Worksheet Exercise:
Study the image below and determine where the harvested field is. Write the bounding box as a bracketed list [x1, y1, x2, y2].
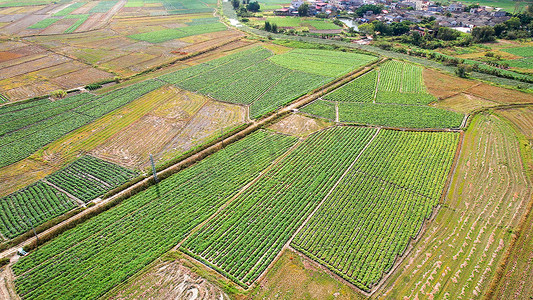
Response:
[3, 81, 62, 101]
[269, 113, 332, 137]
[93, 87, 208, 168]
[423, 68, 477, 99]
[432, 93, 499, 114]
[248, 248, 365, 300]
[51, 67, 114, 89]
[107, 259, 230, 300]
[158, 100, 247, 163]
[376, 113, 532, 299]
[0, 54, 69, 80]
[0, 51, 22, 62]
[0, 159, 55, 198]
[466, 84, 533, 104]
[496, 107, 533, 138]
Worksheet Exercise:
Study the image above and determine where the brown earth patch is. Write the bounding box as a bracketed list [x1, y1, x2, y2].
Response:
[496, 107, 533, 138]
[269, 113, 332, 137]
[0, 51, 22, 63]
[466, 84, 533, 104]
[432, 93, 499, 114]
[51, 67, 114, 89]
[423, 68, 478, 99]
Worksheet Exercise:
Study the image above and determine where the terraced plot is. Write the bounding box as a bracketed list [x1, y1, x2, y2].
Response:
[160, 46, 373, 119]
[13, 130, 297, 299]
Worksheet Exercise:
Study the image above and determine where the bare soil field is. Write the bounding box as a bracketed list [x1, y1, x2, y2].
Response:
[249, 248, 365, 300]
[432, 93, 499, 114]
[107, 259, 230, 300]
[497, 107, 533, 138]
[466, 84, 533, 103]
[92, 86, 209, 169]
[423, 68, 478, 99]
[376, 113, 532, 299]
[269, 113, 332, 137]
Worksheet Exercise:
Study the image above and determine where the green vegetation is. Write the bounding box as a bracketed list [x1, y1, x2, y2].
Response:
[269, 49, 376, 77]
[324, 70, 377, 103]
[0, 182, 76, 239]
[128, 23, 227, 43]
[160, 46, 358, 119]
[45, 156, 138, 203]
[0, 94, 8, 103]
[255, 16, 342, 30]
[64, 14, 89, 33]
[53, 2, 85, 16]
[13, 130, 297, 299]
[0, 80, 163, 168]
[502, 46, 533, 57]
[182, 127, 377, 286]
[28, 18, 60, 29]
[339, 102, 464, 129]
[300, 99, 336, 120]
[292, 130, 459, 290]
[89, 0, 117, 13]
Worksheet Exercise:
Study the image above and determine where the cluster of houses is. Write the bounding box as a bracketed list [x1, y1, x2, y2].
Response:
[274, 0, 510, 30]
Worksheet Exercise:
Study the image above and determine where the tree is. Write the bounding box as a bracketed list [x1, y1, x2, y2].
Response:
[455, 64, 471, 78]
[247, 1, 260, 12]
[436, 26, 460, 40]
[372, 20, 392, 35]
[471, 26, 495, 42]
[411, 31, 422, 45]
[231, 0, 240, 9]
[264, 21, 271, 32]
[390, 22, 409, 35]
[271, 23, 278, 33]
[493, 23, 507, 37]
[298, 3, 309, 16]
[355, 4, 382, 17]
[505, 17, 521, 30]
[358, 23, 375, 35]
[51, 90, 67, 99]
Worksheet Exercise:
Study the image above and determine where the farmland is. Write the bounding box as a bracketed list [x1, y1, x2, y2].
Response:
[377, 114, 531, 299]
[12, 130, 298, 299]
[0, 0, 532, 299]
[303, 60, 464, 129]
[291, 130, 459, 290]
[0, 155, 137, 239]
[181, 127, 379, 287]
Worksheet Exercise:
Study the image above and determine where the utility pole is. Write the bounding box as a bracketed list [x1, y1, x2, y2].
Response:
[27, 217, 39, 248]
[150, 154, 158, 183]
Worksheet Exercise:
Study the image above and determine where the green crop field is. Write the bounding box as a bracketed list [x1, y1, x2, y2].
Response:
[0, 155, 137, 238]
[182, 127, 377, 286]
[13, 130, 297, 299]
[339, 102, 464, 129]
[300, 99, 336, 120]
[27, 18, 60, 29]
[269, 49, 376, 77]
[502, 46, 533, 57]
[0, 80, 164, 168]
[45, 155, 138, 202]
[0, 182, 76, 239]
[291, 130, 459, 290]
[128, 23, 227, 43]
[324, 70, 377, 103]
[259, 17, 342, 30]
[159, 46, 373, 119]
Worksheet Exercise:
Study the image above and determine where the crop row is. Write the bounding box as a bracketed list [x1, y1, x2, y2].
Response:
[338, 102, 464, 129]
[128, 23, 227, 43]
[269, 48, 376, 77]
[0, 79, 163, 168]
[13, 130, 298, 299]
[181, 127, 377, 286]
[323, 70, 377, 103]
[0, 182, 76, 239]
[378, 60, 425, 93]
[64, 14, 90, 34]
[300, 99, 336, 120]
[45, 155, 138, 202]
[291, 130, 459, 290]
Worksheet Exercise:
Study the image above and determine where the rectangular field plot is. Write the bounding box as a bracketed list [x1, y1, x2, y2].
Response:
[0, 79, 164, 168]
[128, 22, 227, 43]
[0, 182, 76, 239]
[269, 48, 376, 77]
[291, 130, 459, 291]
[45, 155, 138, 202]
[13, 130, 298, 299]
[323, 70, 377, 103]
[181, 127, 378, 286]
[158, 46, 361, 119]
[338, 102, 464, 129]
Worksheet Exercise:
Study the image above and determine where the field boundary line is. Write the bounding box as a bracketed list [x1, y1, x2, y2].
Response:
[41, 179, 86, 207]
[374, 69, 380, 103]
[172, 138, 304, 251]
[253, 128, 381, 286]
